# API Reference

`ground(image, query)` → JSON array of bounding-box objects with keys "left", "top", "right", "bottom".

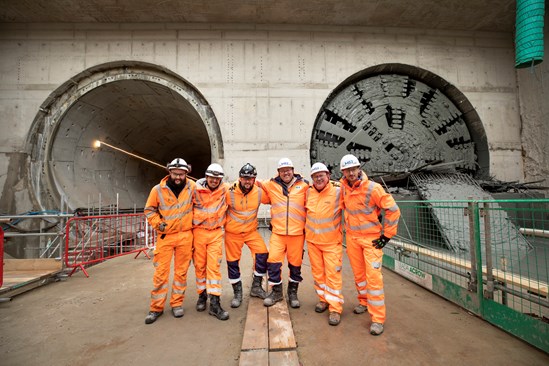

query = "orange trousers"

[
  {"left": 346, "top": 232, "right": 386, "bottom": 324},
  {"left": 308, "top": 240, "right": 344, "bottom": 314},
  {"left": 225, "top": 230, "right": 268, "bottom": 282},
  {"left": 193, "top": 227, "right": 224, "bottom": 296},
  {"left": 149, "top": 230, "right": 193, "bottom": 312},
  {"left": 267, "top": 233, "right": 304, "bottom": 285}
]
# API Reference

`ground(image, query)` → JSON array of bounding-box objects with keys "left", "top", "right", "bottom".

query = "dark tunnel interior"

[{"left": 49, "top": 79, "right": 211, "bottom": 210}]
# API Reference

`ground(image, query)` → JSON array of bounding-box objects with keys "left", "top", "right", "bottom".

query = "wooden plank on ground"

[
  {"left": 269, "top": 350, "right": 300, "bottom": 366},
  {"left": 239, "top": 349, "right": 268, "bottom": 366},
  {"left": 268, "top": 300, "right": 296, "bottom": 350},
  {"left": 3, "top": 258, "right": 62, "bottom": 271},
  {"left": 0, "top": 269, "right": 60, "bottom": 297},
  {"left": 1, "top": 270, "right": 58, "bottom": 286},
  {"left": 241, "top": 297, "right": 268, "bottom": 350}
]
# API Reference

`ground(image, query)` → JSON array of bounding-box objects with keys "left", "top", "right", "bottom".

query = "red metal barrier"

[
  {"left": 1, "top": 227, "right": 4, "bottom": 287},
  {"left": 65, "top": 213, "right": 156, "bottom": 277}
]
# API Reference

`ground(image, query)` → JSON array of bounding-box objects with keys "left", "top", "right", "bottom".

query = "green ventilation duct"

[{"left": 515, "top": 0, "right": 545, "bottom": 68}]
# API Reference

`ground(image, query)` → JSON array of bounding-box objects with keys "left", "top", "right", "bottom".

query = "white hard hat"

[
  {"left": 277, "top": 158, "right": 294, "bottom": 169},
  {"left": 340, "top": 154, "right": 360, "bottom": 171},
  {"left": 310, "top": 162, "right": 329, "bottom": 176},
  {"left": 205, "top": 163, "right": 224, "bottom": 177},
  {"left": 167, "top": 158, "right": 189, "bottom": 172}
]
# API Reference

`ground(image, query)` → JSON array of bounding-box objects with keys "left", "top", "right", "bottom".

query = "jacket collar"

[{"left": 273, "top": 174, "right": 304, "bottom": 196}]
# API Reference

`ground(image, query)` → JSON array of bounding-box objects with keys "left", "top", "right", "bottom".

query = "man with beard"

[
  {"left": 225, "top": 163, "right": 270, "bottom": 308},
  {"left": 143, "top": 158, "right": 195, "bottom": 324},
  {"left": 339, "top": 154, "right": 400, "bottom": 336},
  {"left": 193, "top": 163, "right": 230, "bottom": 320},
  {"left": 260, "top": 158, "right": 308, "bottom": 308}
]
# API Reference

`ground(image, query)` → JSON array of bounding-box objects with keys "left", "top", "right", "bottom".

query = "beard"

[
  {"left": 239, "top": 182, "right": 252, "bottom": 194},
  {"left": 168, "top": 177, "right": 185, "bottom": 188}
]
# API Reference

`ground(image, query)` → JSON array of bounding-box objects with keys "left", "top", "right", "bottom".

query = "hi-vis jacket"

[
  {"left": 261, "top": 175, "right": 309, "bottom": 236},
  {"left": 193, "top": 178, "right": 229, "bottom": 230},
  {"left": 144, "top": 176, "right": 195, "bottom": 233},
  {"left": 225, "top": 182, "right": 269, "bottom": 234},
  {"left": 305, "top": 181, "right": 343, "bottom": 244},
  {"left": 340, "top": 172, "right": 400, "bottom": 237}
]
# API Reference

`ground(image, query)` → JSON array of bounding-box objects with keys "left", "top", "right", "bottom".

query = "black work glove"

[
  {"left": 372, "top": 235, "right": 390, "bottom": 249},
  {"left": 158, "top": 222, "right": 167, "bottom": 232}
]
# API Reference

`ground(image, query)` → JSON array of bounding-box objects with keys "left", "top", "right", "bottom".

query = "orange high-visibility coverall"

[
  {"left": 340, "top": 172, "right": 400, "bottom": 324},
  {"left": 261, "top": 175, "right": 308, "bottom": 285},
  {"left": 225, "top": 182, "right": 270, "bottom": 283},
  {"left": 144, "top": 176, "right": 196, "bottom": 312},
  {"left": 305, "top": 181, "right": 344, "bottom": 314},
  {"left": 193, "top": 179, "right": 229, "bottom": 296}
]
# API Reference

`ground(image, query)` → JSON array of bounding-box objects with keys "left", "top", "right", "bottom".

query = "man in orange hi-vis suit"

[
  {"left": 305, "top": 162, "right": 344, "bottom": 326},
  {"left": 225, "top": 163, "right": 270, "bottom": 308},
  {"left": 260, "top": 158, "right": 309, "bottom": 308},
  {"left": 193, "top": 163, "right": 230, "bottom": 320},
  {"left": 144, "top": 158, "right": 195, "bottom": 324},
  {"left": 339, "top": 154, "right": 400, "bottom": 336}
]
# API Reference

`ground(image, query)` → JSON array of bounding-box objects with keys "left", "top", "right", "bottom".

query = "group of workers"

[{"left": 143, "top": 154, "right": 400, "bottom": 336}]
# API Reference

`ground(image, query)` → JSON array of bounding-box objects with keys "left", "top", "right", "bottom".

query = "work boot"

[
  {"left": 250, "top": 275, "right": 267, "bottom": 299},
  {"left": 263, "top": 284, "right": 283, "bottom": 307},
  {"left": 209, "top": 295, "right": 229, "bottom": 320},
  {"left": 287, "top": 281, "right": 300, "bottom": 308},
  {"left": 172, "top": 306, "right": 184, "bottom": 318},
  {"left": 145, "top": 310, "right": 163, "bottom": 324},
  {"left": 196, "top": 289, "right": 207, "bottom": 312},
  {"left": 315, "top": 301, "right": 328, "bottom": 313},
  {"left": 353, "top": 304, "right": 368, "bottom": 314},
  {"left": 328, "top": 312, "right": 341, "bottom": 326},
  {"left": 231, "top": 281, "right": 243, "bottom": 308},
  {"left": 370, "top": 322, "right": 384, "bottom": 335}
]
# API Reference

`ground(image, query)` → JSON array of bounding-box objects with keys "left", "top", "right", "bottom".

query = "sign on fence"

[{"left": 395, "top": 260, "right": 433, "bottom": 291}]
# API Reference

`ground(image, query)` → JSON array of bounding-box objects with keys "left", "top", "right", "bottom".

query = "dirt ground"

[{"left": 1, "top": 246, "right": 548, "bottom": 366}]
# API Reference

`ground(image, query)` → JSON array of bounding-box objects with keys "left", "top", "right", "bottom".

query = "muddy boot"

[
  {"left": 209, "top": 295, "right": 229, "bottom": 320},
  {"left": 196, "top": 289, "right": 207, "bottom": 312},
  {"left": 231, "top": 281, "right": 243, "bottom": 308},
  {"left": 250, "top": 275, "right": 267, "bottom": 299},
  {"left": 370, "top": 322, "right": 384, "bottom": 335},
  {"left": 329, "top": 311, "right": 341, "bottom": 326},
  {"left": 263, "top": 284, "right": 283, "bottom": 307},
  {"left": 144, "top": 310, "right": 163, "bottom": 324},
  {"left": 353, "top": 304, "right": 368, "bottom": 314},
  {"left": 287, "top": 281, "right": 300, "bottom": 308}
]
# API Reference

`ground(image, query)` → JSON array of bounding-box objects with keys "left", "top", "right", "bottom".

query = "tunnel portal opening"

[
  {"left": 29, "top": 62, "right": 222, "bottom": 211},
  {"left": 310, "top": 64, "right": 489, "bottom": 183}
]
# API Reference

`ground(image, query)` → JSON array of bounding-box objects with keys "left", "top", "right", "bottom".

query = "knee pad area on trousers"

[
  {"left": 255, "top": 253, "right": 268, "bottom": 274},
  {"left": 267, "top": 262, "right": 283, "bottom": 283},
  {"left": 227, "top": 260, "right": 240, "bottom": 280},
  {"left": 288, "top": 263, "right": 303, "bottom": 282}
]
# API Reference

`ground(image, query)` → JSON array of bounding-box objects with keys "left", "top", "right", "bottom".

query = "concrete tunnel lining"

[{"left": 27, "top": 62, "right": 223, "bottom": 211}]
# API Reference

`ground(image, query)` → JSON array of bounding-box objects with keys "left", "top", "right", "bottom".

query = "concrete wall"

[
  {"left": 516, "top": 28, "right": 549, "bottom": 190},
  {"left": 0, "top": 23, "right": 541, "bottom": 212}
]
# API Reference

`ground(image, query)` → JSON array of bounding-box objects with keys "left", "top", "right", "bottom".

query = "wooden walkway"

[
  {"left": 240, "top": 294, "right": 299, "bottom": 366},
  {"left": 0, "top": 259, "right": 62, "bottom": 298}
]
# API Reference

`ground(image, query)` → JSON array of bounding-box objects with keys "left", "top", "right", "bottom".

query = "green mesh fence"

[{"left": 384, "top": 199, "right": 549, "bottom": 353}]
